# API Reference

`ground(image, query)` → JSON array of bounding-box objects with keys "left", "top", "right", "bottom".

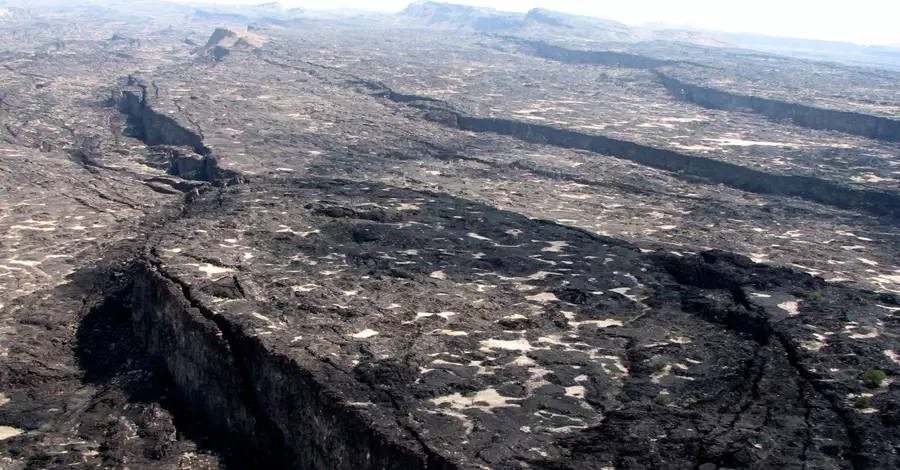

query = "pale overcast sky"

[{"left": 177, "top": 0, "right": 900, "bottom": 46}]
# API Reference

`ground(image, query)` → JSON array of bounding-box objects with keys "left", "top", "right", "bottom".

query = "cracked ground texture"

[{"left": 0, "top": 2, "right": 898, "bottom": 469}]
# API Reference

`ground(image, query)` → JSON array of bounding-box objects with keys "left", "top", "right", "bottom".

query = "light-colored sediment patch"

[
  {"left": 0, "top": 426, "right": 23, "bottom": 440},
  {"left": 559, "top": 193, "right": 592, "bottom": 200},
  {"left": 430, "top": 270, "right": 447, "bottom": 280},
  {"left": 803, "top": 333, "right": 828, "bottom": 351},
  {"left": 291, "top": 284, "right": 319, "bottom": 292},
  {"left": 277, "top": 226, "right": 319, "bottom": 237},
  {"left": 851, "top": 173, "right": 892, "bottom": 183},
  {"left": 417, "top": 311, "right": 457, "bottom": 320},
  {"left": 431, "top": 388, "right": 521, "bottom": 411},
  {"left": 468, "top": 232, "right": 492, "bottom": 242},
  {"left": 858, "top": 258, "right": 879, "bottom": 266},
  {"left": 846, "top": 325, "right": 880, "bottom": 339},
  {"left": 480, "top": 338, "right": 535, "bottom": 352},
  {"left": 610, "top": 287, "right": 639, "bottom": 302},
  {"left": 884, "top": 350, "right": 900, "bottom": 364},
  {"left": 541, "top": 241, "right": 568, "bottom": 252},
  {"left": 438, "top": 330, "right": 468, "bottom": 336},
  {"left": 351, "top": 329, "right": 379, "bottom": 339},
  {"left": 525, "top": 292, "right": 559, "bottom": 302},
  {"left": 0, "top": 393, "right": 9, "bottom": 406},
  {"left": 709, "top": 138, "right": 791, "bottom": 147},
  {"left": 188, "top": 263, "right": 234, "bottom": 276},
  {"left": 778, "top": 300, "right": 800, "bottom": 316},
  {"left": 571, "top": 319, "right": 623, "bottom": 329}
]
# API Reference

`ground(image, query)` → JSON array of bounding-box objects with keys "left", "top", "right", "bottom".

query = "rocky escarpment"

[
  {"left": 450, "top": 115, "right": 900, "bottom": 218},
  {"left": 515, "top": 39, "right": 674, "bottom": 69},
  {"left": 657, "top": 72, "right": 900, "bottom": 143},
  {"left": 116, "top": 81, "right": 210, "bottom": 155},
  {"left": 512, "top": 40, "right": 900, "bottom": 143},
  {"left": 101, "top": 175, "right": 900, "bottom": 469},
  {"left": 363, "top": 85, "right": 900, "bottom": 220}
]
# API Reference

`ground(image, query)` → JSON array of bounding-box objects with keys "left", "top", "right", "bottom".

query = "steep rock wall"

[{"left": 657, "top": 72, "right": 900, "bottom": 142}]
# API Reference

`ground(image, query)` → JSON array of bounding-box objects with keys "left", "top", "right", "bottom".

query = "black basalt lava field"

[{"left": 0, "top": 1, "right": 899, "bottom": 469}]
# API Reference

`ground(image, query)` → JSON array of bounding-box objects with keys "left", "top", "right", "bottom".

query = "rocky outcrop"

[{"left": 658, "top": 72, "right": 900, "bottom": 142}]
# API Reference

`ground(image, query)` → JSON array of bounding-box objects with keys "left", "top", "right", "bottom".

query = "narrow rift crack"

[
  {"left": 146, "top": 255, "right": 288, "bottom": 467},
  {"left": 773, "top": 332, "right": 865, "bottom": 470}
]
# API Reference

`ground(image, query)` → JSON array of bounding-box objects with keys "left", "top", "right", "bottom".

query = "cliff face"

[
  {"left": 445, "top": 114, "right": 900, "bottom": 220},
  {"left": 657, "top": 72, "right": 900, "bottom": 142},
  {"left": 128, "top": 259, "right": 452, "bottom": 470},
  {"left": 117, "top": 87, "right": 210, "bottom": 154}
]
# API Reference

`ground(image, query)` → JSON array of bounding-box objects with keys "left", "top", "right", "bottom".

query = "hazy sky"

[{"left": 178, "top": 0, "right": 900, "bottom": 45}]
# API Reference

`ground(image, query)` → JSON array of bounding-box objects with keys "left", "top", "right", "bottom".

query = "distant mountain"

[
  {"left": 398, "top": 1, "right": 727, "bottom": 45},
  {"left": 399, "top": 1, "right": 520, "bottom": 33},
  {"left": 712, "top": 32, "right": 900, "bottom": 70}
]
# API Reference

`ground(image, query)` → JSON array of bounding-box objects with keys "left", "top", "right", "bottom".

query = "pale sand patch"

[{"left": 430, "top": 270, "right": 447, "bottom": 280}]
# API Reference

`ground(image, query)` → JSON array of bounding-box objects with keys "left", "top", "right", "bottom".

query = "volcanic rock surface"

[{"left": 0, "top": 1, "right": 898, "bottom": 469}]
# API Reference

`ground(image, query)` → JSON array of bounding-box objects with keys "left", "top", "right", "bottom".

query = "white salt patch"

[
  {"left": 468, "top": 232, "right": 492, "bottom": 241},
  {"left": 351, "top": 329, "right": 379, "bottom": 339},
  {"left": 884, "top": 350, "right": 900, "bottom": 364},
  {"left": 659, "top": 225, "right": 678, "bottom": 230},
  {"left": 858, "top": 258, "right": 879, "bottom": 266},
  {"left": 430, "top": 271, "right": 447, "bottom": 280},
  {"left": 565, "top": 386, "right": 586, "bottom": 399},
  {"left": 397, "top": 203, "right": 420, "bottom": 211},
  {"left": 506, "top": 229, "right": 523, "bottom": 237},
  {"left": 0, "top": 393, "right": 8, "bottom": 406},
  {"left": 559, "top": 193, "right": 591, "bottom": 200}
]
